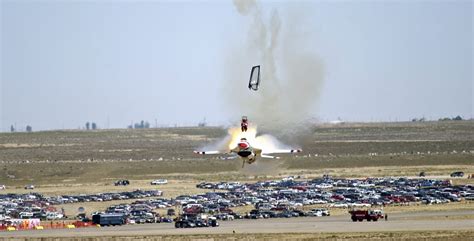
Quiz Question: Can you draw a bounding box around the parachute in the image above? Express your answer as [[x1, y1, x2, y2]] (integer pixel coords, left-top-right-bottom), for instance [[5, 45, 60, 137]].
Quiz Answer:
[[248, 65, 261, 91]]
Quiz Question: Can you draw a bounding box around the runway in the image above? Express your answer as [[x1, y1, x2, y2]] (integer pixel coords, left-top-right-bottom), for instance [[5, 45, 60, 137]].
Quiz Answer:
[[1, 210, 473, 238]]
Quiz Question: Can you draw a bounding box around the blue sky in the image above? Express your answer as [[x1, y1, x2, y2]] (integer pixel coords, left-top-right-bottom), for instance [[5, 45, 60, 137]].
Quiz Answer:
[[1, 0, 472, 131]]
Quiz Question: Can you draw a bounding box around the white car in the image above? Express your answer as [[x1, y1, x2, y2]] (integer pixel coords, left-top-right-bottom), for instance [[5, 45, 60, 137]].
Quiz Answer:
[[0, 185, 5, 190], [329, 203, 349, 208], [464, 195, 474, 201], [315, 183, 333, 189], [308, 210, 321, 216], [309, 208, 330, 216], [46, 212, 64, 220], [151, 179, 168, 185], [19, 212, 34, 219], [348, 202, 372, 208], [358, 183, 375, 187]]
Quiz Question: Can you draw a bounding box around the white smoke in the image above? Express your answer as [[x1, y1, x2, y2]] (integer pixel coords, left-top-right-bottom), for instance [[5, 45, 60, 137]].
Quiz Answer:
[[223, 0, 325, 129], [198, 126, 293, 153]]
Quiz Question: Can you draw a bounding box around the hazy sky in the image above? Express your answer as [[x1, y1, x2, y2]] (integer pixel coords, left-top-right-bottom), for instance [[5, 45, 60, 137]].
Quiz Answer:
[[1, 0, 472, 131]]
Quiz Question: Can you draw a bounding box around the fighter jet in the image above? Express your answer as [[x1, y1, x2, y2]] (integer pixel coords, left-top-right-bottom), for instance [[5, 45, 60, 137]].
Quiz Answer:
[[194, 137, 302, 168]]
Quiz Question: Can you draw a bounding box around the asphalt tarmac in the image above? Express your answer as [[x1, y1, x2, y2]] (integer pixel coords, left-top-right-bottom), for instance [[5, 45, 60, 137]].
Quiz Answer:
[[1, 210, 473, 238]]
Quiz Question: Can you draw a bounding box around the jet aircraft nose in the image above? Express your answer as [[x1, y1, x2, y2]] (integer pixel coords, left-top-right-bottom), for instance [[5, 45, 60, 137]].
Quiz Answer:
[[238, 142, 249, 149]]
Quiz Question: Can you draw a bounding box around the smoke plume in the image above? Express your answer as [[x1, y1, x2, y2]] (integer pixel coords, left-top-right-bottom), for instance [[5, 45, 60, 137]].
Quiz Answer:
[[223, 0, 324, 130]]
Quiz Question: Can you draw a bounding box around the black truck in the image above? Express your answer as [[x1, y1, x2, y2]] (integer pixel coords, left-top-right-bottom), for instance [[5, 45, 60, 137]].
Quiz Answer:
[[92, 213, 126, 226], [175, 216, 219, 228]]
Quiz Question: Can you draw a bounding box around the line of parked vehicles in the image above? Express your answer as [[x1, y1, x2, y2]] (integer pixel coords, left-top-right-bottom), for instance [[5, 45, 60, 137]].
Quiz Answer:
[[0, 175, 471, 230], [194, 176, 473, 210], [175, 214, 219, 228], [92, 200, 174, 225], [114, 179, 168, 186], [94, 175, 472, 228], [0, 189, 163, 223]]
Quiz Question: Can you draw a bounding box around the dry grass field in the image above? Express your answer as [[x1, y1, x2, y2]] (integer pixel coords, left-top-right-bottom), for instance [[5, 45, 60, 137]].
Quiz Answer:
[[0, 121, 472, 240], [0, 121, 472, 186]]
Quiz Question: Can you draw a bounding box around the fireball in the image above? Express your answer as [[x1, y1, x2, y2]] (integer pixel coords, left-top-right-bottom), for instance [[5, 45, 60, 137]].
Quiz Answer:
[[226, 126, 289, 152]]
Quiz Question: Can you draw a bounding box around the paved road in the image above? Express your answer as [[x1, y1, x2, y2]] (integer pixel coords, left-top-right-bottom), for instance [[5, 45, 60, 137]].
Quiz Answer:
[[2, 210, 473, 238]]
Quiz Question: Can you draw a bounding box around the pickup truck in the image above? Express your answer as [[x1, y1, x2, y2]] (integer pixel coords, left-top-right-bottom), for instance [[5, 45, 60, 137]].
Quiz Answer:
[[349, 209, 384, 222]]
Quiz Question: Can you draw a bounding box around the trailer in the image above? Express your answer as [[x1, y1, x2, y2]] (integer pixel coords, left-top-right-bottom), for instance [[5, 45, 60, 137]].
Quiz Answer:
[[92, 213, 126, 226], [349, 209, 384, 222]]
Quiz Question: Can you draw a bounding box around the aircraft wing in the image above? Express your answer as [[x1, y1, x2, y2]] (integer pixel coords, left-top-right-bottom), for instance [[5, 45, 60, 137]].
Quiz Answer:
[[219, 155, 239, 160], [261, 154, 280, 159], [262, 149, 302, 155], [193, 151, 223, 155], [194, 150, 238, 160]]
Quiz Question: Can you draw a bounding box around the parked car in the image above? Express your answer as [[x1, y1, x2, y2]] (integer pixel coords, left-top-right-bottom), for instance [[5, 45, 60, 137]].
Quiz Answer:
[[24, 185, 35, 190], [231, 213, 244, 219], [247, 209, 264, 219], [260, 211, 277, 218], [151, 179, 168, 185], [329, 202, 348, 208], [215, 213, 234, 221], [450, 172, 464, 177], [309, 208, 330, 216], [194, 219, 208, 227], [46, 212, 64, 220], [465, 195, 474, 201], [160, 216, 173, 223], [292, 209, 307, 217], [167, 209, 176, 216], [278, 210, 294, 218], [175, 219, 196, 228], [19, 212, 34, 219], [114, 180, 130, 186], [208, 217, 219, 227]]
